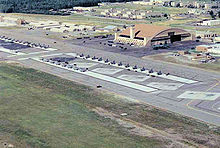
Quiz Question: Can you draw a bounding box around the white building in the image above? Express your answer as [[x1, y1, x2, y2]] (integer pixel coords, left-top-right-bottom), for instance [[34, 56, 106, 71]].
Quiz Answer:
[[188, 9, 205, 15], [198, 20, 220, 26], [215, 37, 220, 43], [207, 44, 220, 54], [73, 7, 94, 11], [204, 3, 212, 9]]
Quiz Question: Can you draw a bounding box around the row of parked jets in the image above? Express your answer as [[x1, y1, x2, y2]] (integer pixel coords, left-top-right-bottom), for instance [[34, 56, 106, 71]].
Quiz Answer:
[[0, 35, 50, 49], [78, 53, 168, 76], [40, 53, 170, 77]]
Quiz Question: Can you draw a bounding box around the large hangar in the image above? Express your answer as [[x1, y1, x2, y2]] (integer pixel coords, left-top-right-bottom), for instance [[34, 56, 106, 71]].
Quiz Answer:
[[114, 24, 191, 47]]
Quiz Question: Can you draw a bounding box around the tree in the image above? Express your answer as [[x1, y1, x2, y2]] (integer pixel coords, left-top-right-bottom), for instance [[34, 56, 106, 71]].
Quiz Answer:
[[0, 0, 130, 14], [209, 10, 216, 19]]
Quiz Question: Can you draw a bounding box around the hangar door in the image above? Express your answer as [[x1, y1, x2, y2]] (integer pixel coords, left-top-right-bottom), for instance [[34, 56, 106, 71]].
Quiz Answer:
[[170, 35, 181, 43], [168, 32, 181, 43]]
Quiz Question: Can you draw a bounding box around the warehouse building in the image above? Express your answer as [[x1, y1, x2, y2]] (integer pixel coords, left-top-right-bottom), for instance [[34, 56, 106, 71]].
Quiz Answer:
[[114, 24, 191, 47]]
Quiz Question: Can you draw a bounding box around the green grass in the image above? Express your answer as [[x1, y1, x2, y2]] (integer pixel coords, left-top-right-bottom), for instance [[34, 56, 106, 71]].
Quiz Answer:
[[0, 63, 219, 148], [0, 63, 161, 148]]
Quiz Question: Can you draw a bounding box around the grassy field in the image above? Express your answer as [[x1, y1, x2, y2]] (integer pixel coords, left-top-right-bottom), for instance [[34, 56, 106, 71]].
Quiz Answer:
[[0, 63, 161, 148], [145, 53, 220, 73], [0, 62, 219, 148]]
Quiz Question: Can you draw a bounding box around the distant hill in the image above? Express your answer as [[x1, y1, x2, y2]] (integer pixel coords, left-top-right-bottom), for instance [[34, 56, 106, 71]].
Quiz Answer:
[[0, 0, 136, 14]]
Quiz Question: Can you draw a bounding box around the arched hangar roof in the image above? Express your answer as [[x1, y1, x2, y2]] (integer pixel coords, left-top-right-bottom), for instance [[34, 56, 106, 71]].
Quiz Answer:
[[119, 24, 189, 38]]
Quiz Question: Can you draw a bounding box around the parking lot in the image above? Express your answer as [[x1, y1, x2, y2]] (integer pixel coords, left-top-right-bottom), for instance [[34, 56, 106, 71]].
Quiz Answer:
[[0, 35, 57, 55], [70, 35, 206, 57]]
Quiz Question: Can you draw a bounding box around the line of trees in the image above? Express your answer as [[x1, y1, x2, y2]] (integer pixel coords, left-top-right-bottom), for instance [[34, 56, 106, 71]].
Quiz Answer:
[[0, 0, 136, 15]]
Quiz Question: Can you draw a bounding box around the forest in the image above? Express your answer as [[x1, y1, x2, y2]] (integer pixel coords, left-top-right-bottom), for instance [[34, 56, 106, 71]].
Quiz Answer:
[[0, 0, 135, 15]]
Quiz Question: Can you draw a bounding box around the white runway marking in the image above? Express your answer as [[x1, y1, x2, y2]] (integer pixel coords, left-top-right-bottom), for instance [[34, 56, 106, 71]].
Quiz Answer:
[[32, 58, 157, 93], [178, 91, 220, 101], [117, 75, 150, 82], [92, 68, 123, 75], [65, 53, 77, 57], [159, 75, 197, 84], [146, 82, 184, 90], [72, 62, 98, 68], [18, 58, 29, 61], [26, 51, 49, 55], [46, 48, 58, 51], [37, 53, 63, 57]]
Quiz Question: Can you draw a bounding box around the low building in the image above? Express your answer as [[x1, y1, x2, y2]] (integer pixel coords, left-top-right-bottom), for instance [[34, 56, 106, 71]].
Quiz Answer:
[[194, 2, 201, 8], [178, 51, 189, 55], [16, 19, 27, 25], [196, 31, 218, 40], [196, 45, 209, 52], [0, 16, 27, 26], [179, 2, 184, 7], [114, 24, 191, 47], [196, 44, 220, 54], [136, 15, 145, 19], [100, 8, 156, 20], [170, 1, 176, 7], [73, 7, 94, 11], [188, 9, 206, 15], [133, 1, 152, 5], [0, 16, 4, 22], [204, 3, 212, 9], [198, 20, 220, 26], [215, 37, 220, 43]]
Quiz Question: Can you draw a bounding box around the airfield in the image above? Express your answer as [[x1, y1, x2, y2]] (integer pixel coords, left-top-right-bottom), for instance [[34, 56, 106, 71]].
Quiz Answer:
[[0, 30, 220, 126]]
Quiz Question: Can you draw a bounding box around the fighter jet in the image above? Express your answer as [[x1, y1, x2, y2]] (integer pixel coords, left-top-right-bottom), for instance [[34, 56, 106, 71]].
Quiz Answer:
[[98, 57, 102, 61], [133, 65, 137, 69], [157, 71, 162, 75], [118, 62, 123, 66], [111, 60, 116, 64], [86, 55, 90, 59], [125, 64, 130, 68], [141, 67, 145, 71], [149, 69, 154, 73], [92, 56, 97, 60]]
